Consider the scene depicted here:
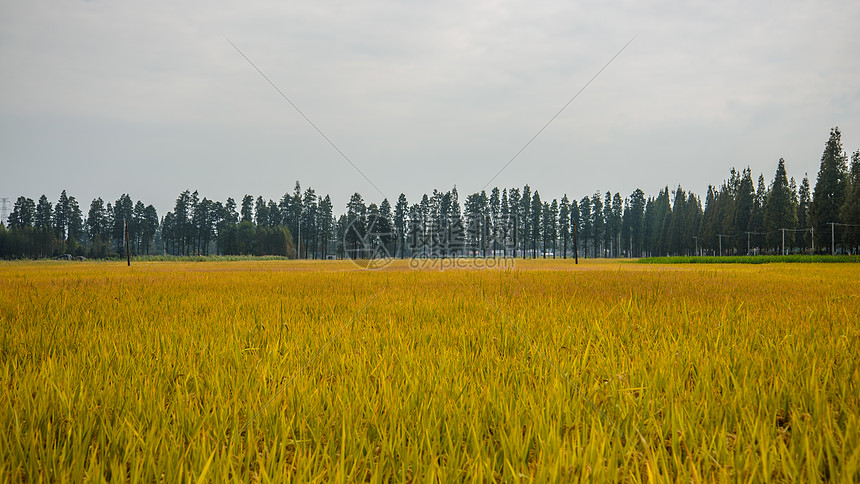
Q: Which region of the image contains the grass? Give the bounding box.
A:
[1,259,858,482]
[637,254,860,264]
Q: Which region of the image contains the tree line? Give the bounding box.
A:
[2,127,859,259]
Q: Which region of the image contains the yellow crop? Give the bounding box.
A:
[1,259,858,482]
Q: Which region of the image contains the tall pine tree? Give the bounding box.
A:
[764,159,797,253]
[810,127,848,252]
[841,150,860,251]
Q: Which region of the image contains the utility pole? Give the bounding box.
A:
[830,222,836,255]
[717,234,729,256]
[781,228,786,256]
[124,219,131,266]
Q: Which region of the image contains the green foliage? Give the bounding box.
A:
[216,221,296,258]
[764,159,797,251]
[841,150,860,250]
[3,127,858,260]
[810,127,849,251]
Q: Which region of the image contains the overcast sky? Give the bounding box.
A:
[2,0,859,216]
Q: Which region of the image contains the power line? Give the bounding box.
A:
[480,34,639,191]
[224,35,387,200]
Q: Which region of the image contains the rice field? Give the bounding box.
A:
[1,259,859,482]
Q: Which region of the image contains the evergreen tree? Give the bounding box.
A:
[8,196,35,229]
[530,191,542,258]
[579,196,591,258]
[142,205,158,255]
[214,200,233,255]
[684,192,703,255]
[489,188,500,257]
[603,192,614,257]
[67,196,83,251]
[292,182,303,254]
[797,175,812,249]
[189,191,200,252]
[508,188,520,257]
[35,195,53,229]
[540,202,550,258]
[419,194,431,256]
[464,192,485,256]
[548,199,559,258]
[194,198,214,255]
[590,192,604,257]
[377,198,395,258]
[558,196,570,258]
[406,203,422,257]
[448,187,464,256]
[302,188,318,258]
[841,150,860,251]
[666,187,687,255]
[747,174,767,250]
[611,193,623,257]
[732,168,756,253]
[267,200,281,227]
[789,176,799,247]
[394,194,408,258]
[86,198,108,244]
[345,193,366,258]
[646,188,670,255]
[133,201,147,254]
[113,194,133,256]
[810,127,849,252]
[627,189,646,257]
[34,194,56,257]
[240,195,254,223]
[569,199,580,258]
[318,195,334,258]
[764,158,797,253]
[520,185,531,258]
[171,191,191,255]
[501,189,511,257]
[224,198,239,226]
[236,220,255,255]
[254,196,268,228]
[278,192,293,234]
[477,190,490,256]
[54,190,70,245]
[86,198,109,258]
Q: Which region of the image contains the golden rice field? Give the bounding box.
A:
[1,259,859,482]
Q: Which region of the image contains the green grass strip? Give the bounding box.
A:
[637,255,860,264]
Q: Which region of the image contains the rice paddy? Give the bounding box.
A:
[1,259,858,482]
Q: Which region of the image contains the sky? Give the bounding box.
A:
[2,0,859,217]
